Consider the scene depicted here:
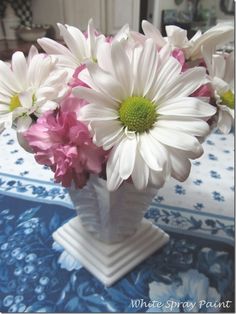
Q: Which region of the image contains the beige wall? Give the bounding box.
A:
[32,0,140,37]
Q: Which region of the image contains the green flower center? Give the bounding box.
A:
[220,90,234,109]
[119,96,157,133]
[9,94,21,112]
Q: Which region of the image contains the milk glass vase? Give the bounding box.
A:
[53,175,169,286]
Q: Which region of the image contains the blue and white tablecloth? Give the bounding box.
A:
[0,129,234,313]
[0,129,234,217]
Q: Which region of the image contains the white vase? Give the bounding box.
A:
[53,175,169,286]
[68,175,158,243]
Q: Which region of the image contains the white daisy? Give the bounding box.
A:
[138,20,234,60]
[203,48,234,134]
[73,39,216,191]
[38,19,106,75]
[0,46,68,133]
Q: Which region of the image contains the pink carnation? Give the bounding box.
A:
[24,110,105,188]
[191,83,214,98]
[60,90,87,113]
[106,36,113,43]
[68,64,89,89]
[172,48,189,71]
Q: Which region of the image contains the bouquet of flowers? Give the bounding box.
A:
[0,20,234,191]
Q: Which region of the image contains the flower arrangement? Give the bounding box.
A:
[0,20,234,191]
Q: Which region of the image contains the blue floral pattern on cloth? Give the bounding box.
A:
[0,194,234,313]
[0,129,233,217]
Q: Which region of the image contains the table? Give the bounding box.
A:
[0,129,234,313]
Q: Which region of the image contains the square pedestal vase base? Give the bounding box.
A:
[52,217,169,286]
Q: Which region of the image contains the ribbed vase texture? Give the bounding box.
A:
[68,175,157,244]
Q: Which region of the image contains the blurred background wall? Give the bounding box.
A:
[30,0,234,38]
[31,0,140,37]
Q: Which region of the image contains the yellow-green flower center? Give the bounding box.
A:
[9,95,21,112]
[220,90,234,109]
[119,96,157,133]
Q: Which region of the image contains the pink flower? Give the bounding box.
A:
[52,145,88,188]
[25,110,105,188]
[191,83,214,98]
[68,65,89,88]
[106,36,113,43]
[60,91,86,113]
[172,48,189,71]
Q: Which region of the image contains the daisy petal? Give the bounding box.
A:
[159,43,172,63]
[107,141,124,191]
[212,77,228,93]
[0,85,12,98]
[27,45,38,63]
[16,115,32,132]
[139,133,168,171]
[36,87,58,100]
[158,97,216,118]
[0,104,9,112]
[78,68,99,91]
[38,100,58,113]
[43,70,68,89]
[136,39,160,97]
[0,61,21,92]
[142,20,166,47]
[156,116,210,136]
[224,52,234,84]
[111,40,132,97]
[0,112,12,129]
[132,46,143,95]
[150,56,182,102]
[132,151,149,190]
[168,148,191,181]
[151,126,203,157]
[149,169,166,188]
[65,24,88,57]
[160,67,206,101]
[119,136,137,179]
[28,55,53,88]
[87,19,96,58]
[91,120,124,149]
[73,86,118,109]
[0,93,10,104]
[57,23,85,62]
[166,25,188,47]
[38,38,77,64]
[190,23,234,60]
[19,91,33,109]
[201,45,214,77]
[212,54,226,79]
[12,52,28,89]
[86,62,126,101]
[113,23,130,42]
[79,103,119,121]
[96,42,113,73]
[217,106,234,134]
